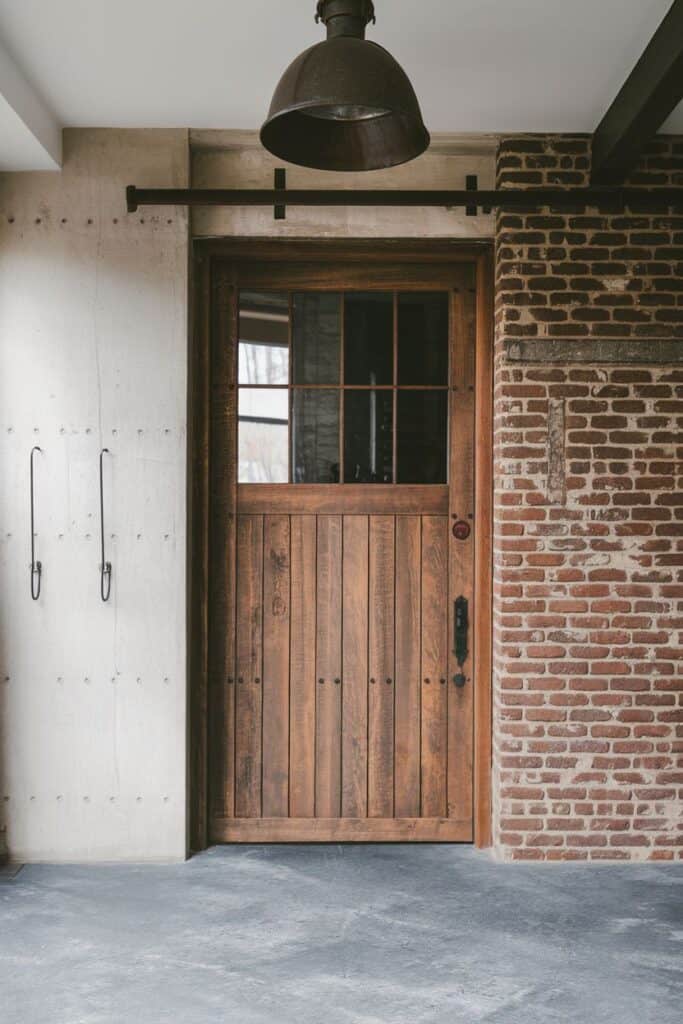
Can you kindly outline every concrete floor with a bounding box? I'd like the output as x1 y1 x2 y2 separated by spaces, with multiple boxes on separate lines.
1 846 682 1024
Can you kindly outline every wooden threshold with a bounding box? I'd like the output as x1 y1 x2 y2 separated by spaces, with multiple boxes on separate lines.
237 484 449 516
212 817 472 843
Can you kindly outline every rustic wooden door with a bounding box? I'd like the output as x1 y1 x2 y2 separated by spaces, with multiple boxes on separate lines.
207 257 476 842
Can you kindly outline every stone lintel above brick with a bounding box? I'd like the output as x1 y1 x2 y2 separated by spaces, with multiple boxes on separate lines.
504 339 683 364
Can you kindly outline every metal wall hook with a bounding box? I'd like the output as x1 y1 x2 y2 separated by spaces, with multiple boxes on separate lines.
29 446 43 600
99 448 112 602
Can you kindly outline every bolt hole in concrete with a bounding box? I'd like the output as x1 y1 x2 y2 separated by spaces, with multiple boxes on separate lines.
1 846 682 1023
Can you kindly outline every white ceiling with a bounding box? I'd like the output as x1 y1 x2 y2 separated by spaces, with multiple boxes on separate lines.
0 0 681 170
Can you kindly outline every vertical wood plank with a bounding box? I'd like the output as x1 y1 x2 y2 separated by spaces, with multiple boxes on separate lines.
474 253 494 847
315 515 342 817
420 516 449 818
262 515 290 817
189 251 211 850
208 265 238 828
289 515 317 817
448 278 475 825
394 515 421 817
235 514 263 818
342 516 369 817
368 516 395 818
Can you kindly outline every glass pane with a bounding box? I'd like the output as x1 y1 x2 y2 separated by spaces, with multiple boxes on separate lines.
238 291 289 385
397 390 448 484
344 292 393 386
398 292 449 386
292 390 340 484
238 388 288 482
344 390 393 484
292 292 341 385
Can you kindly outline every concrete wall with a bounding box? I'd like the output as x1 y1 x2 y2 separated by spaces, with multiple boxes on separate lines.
0 129 190 862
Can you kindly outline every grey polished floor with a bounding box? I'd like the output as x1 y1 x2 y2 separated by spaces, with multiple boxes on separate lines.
2 845 682 1023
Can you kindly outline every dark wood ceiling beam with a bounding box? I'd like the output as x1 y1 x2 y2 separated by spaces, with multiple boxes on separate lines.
592 0 683 184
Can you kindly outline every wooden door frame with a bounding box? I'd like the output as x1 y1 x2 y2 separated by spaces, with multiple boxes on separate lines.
188 238 493 853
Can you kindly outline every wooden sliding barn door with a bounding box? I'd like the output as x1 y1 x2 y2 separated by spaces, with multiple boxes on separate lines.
207 256 476 843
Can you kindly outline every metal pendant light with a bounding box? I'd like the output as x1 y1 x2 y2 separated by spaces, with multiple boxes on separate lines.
260 0 430 172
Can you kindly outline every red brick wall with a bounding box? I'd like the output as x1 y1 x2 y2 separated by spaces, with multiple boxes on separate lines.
493 135 683 860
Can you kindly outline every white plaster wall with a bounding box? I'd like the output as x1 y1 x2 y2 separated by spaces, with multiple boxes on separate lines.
0 129 189 862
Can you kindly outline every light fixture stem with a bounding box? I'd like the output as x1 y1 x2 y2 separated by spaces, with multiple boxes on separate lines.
315 0 376 38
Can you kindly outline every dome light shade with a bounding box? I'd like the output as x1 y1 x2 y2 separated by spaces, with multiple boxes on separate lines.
260 0 430 172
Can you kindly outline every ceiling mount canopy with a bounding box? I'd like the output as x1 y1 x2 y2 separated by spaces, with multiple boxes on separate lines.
260 0 430 172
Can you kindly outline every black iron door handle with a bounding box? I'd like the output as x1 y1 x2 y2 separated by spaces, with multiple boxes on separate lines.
453 596 468 687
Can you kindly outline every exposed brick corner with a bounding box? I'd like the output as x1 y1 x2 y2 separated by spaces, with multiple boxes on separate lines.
493 134 683 861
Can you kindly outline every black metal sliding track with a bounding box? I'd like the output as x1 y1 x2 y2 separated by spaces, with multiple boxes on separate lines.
127 185 683 213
